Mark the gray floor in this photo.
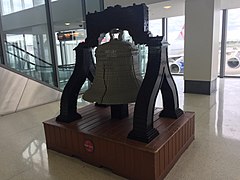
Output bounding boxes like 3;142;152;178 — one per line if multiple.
0;76;240;180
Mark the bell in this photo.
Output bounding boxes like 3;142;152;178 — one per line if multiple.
83;29;141;105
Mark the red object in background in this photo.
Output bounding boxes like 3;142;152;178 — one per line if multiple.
84;140;94;153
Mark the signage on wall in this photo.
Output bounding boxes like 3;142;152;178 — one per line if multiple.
84;140;94;153
57;31;82;41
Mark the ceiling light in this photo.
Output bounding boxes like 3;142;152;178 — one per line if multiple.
65;22;70;26
163;5;172;9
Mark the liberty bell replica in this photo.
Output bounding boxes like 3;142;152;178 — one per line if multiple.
83;28;141;119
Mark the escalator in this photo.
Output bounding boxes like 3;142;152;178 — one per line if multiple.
5;40;61;86
0;41;80;116
4;40;89;90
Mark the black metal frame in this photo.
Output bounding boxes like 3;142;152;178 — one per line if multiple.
57;4;183;143
45;0;60;87
128;37;183;143
56;43;95;122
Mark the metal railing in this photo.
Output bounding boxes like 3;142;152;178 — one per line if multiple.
3;41;89;91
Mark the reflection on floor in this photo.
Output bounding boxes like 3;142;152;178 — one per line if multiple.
0;76;240;180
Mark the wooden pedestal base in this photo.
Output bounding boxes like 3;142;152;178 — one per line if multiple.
43;104;195;180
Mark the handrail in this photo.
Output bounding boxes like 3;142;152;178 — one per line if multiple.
5;40;77;72
58;64;75;69
0;63;62;92
6;50;76;70
5;41;53;66
6;50;52;68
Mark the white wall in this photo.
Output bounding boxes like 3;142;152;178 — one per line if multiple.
211;0;221;80
0;66;61;115
86;0;101;13
221;0;240;9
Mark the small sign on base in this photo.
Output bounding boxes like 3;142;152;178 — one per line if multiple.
43;104;195;180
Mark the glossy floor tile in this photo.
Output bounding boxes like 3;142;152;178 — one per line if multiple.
0;76;240;180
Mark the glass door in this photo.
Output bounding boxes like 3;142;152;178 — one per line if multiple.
225;8;240;77
168;16;185;74
55;29;87;89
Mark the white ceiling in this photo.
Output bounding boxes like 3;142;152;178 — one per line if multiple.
104;0;240;20
220;0;240;9
149;0;240;19
148;0;184;20
104;0;169;7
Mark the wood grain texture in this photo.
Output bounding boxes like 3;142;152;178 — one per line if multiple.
43;104;195;180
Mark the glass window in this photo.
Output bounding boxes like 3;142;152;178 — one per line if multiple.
225;8;240;76
1;0;12;15
1;0;45;15
168;16;185;74
1;0;55;85
24;0;33;9
149;19;162;36
33;0;44;6
51;0;100;90
12;0;22;12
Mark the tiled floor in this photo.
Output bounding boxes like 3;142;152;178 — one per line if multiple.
0;76;240;180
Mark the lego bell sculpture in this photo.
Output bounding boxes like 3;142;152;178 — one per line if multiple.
83;29;141;109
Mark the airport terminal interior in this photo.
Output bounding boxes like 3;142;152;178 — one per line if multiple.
1;77;240;180
0;0;240;179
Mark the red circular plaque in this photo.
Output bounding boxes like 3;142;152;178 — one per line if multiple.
84;140;94;153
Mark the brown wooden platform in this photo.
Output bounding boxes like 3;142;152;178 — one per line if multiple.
43;104;195;180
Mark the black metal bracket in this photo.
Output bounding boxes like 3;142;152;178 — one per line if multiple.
56;42;95;122
128;37;183;143
111;104;129;119
57;4;183;144
85;4;150;46
57;4;150;123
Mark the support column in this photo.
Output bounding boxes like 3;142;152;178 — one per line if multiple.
184;0;220;95
219;9;228;78
45;0;60;88
162;17;167;40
